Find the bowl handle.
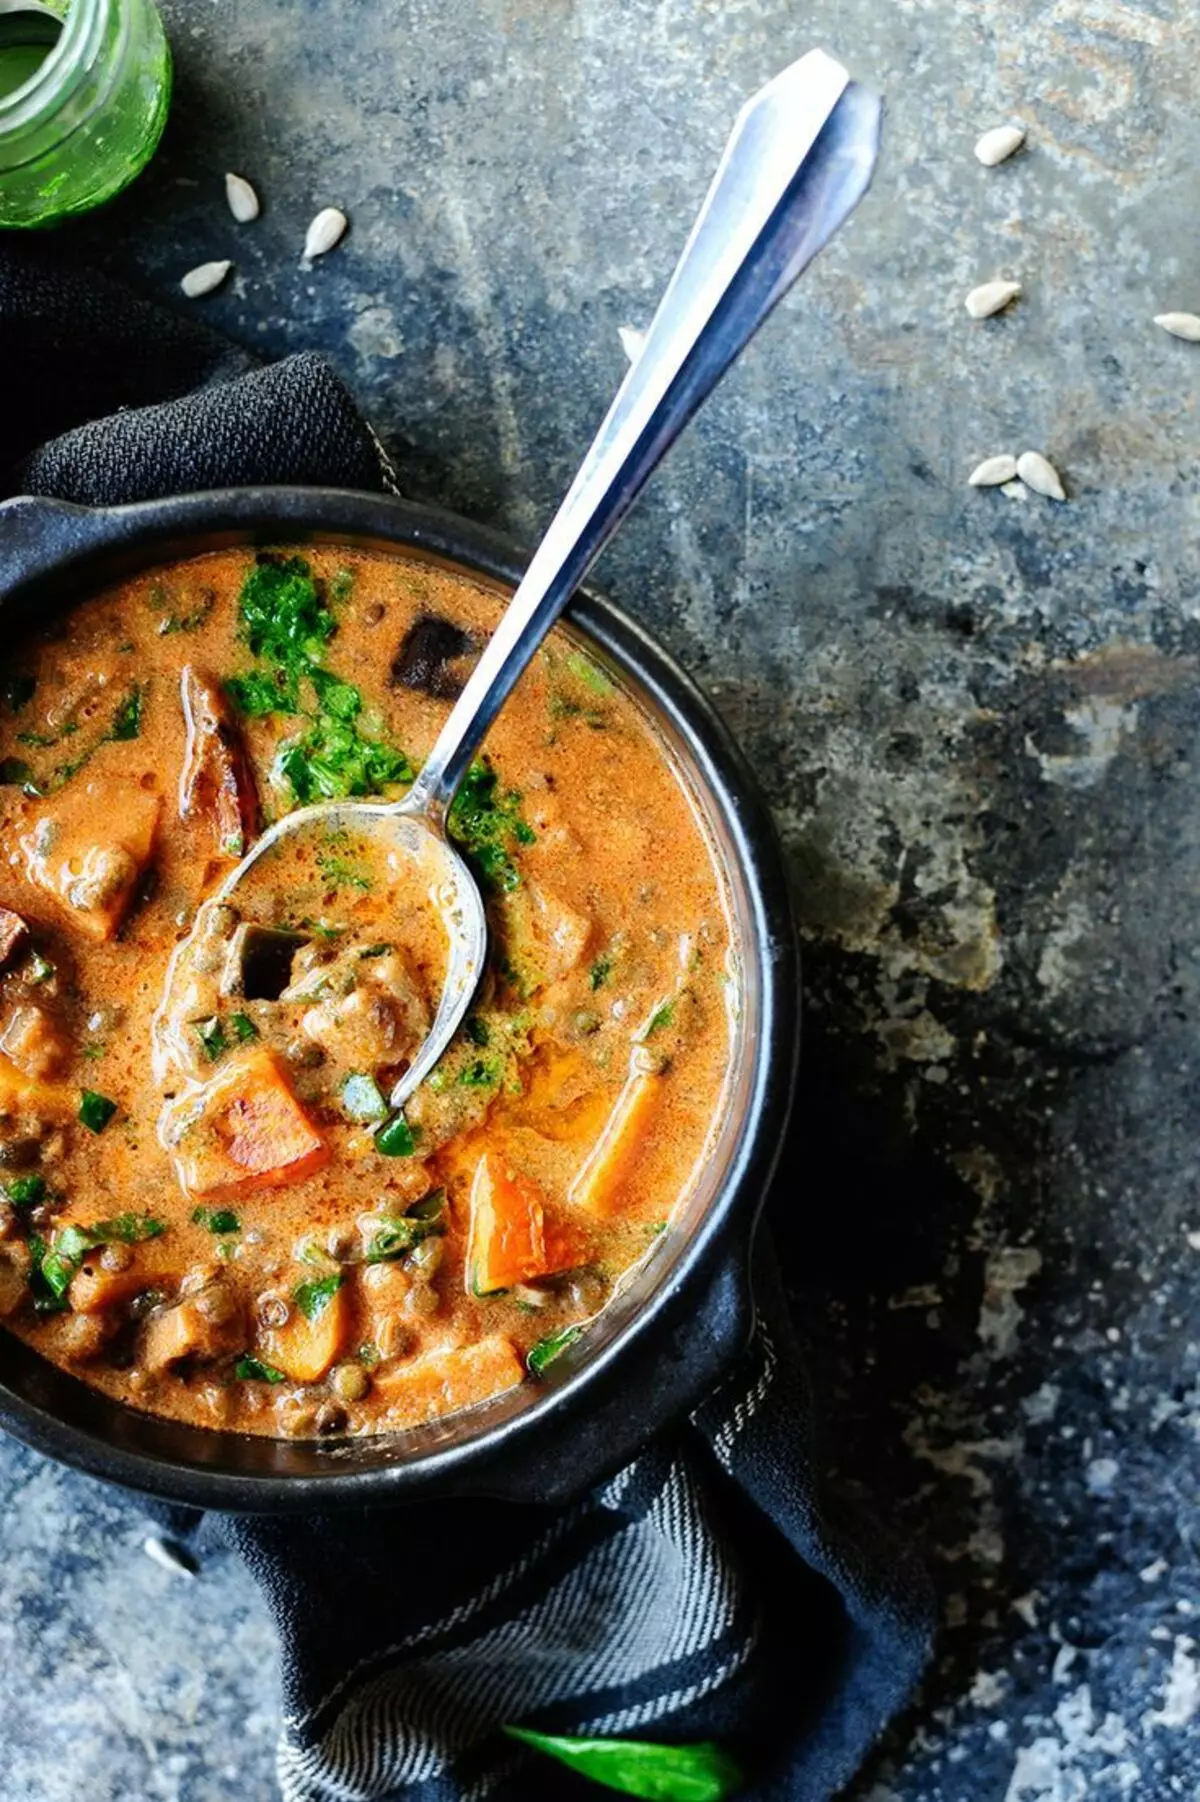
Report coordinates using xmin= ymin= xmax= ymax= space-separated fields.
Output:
xmin=0 ymin=495 xmax=126 ymax=599
xmin=459 ymin=1235 xmax=759 ymax=1505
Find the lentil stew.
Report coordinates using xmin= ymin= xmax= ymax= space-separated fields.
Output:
xmin=0 ymin=547 xmax=738 ymax=1439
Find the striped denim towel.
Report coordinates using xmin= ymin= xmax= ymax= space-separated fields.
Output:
xmin=5 ymin=248 xmax=935 ymax=1798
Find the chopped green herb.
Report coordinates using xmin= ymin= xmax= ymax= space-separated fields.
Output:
xmin=317 ymin=834 xmax=371 ymax=892
xmin=229 ymin=1012 xmax=259 ymax=1043
xmin=341 ymin=1073 xmax=389 ymax=1124
xmin=156 ymin=596 xmax=215 ymax=636
xmin=565 ymin=650 xmax=614 ymax=695
xmin=357 ymin=943 xmax=391 ymax=959
xmin=4 ymin=1174 xmax=45 ymax=1209
xmin=109 ymin=688 xmax=142 ymax=740
xmin=192 ymin=1206 xmax=241 ymax=1234
xmin=362 ymin=1193 xmax=445 ymax=1262
xmin=27 ymin=1234 xmax=65 ymax=1313
xmin=589 ymin=955 xmax=613 ymax=990
xmin=330 ymin=568 xmax=355 ymax=603
xmin=464 ymin=1015 xmax=490 ymax=1048
xmin=458 ymin=1056 xmax=501 ymax=1089
xmin=646 ymin=999 xmax=676 ymax=1035
xmin=502 ymin=1728 xmax=743 ymax=1800
xmin=81 ymin=1043 xmax=105 ymax=1061
xmin=225 ymin=669 xmax=298 ymax=717
xmin=195 ymin=1016 xmax=227 ymax=1063
xmin=78 ymin=1089 xmax=117 ymax=1133
xmin=407 ymin=1188 xmax=446 ymax=1222
xmin=293 ymin=1272 xmax=344 ymax=1321
xmin=235 ymin=1355 xmax=286 ymax=1384
xmin=27 ymin=951 xmax=55 ymax=984
xmin=277 ymin=707 xmax=412 ymax=805
xmin=35 ymin=1214 xmax=164 ymax=1303
xmin=357 ymin=1340 xmax=381 ymax=1368
xmin=240 ymin=553 xmax=335 ymax=679
xmin=527 ymin=1324 xmax=583 ymax=1376
xmin=16 ymin=729 xmax=56 ymax=748
xmin=447 ymin=759 xmax=535 ymax=892
xmin=376 ymin=1112 xmax=418 ymax=1157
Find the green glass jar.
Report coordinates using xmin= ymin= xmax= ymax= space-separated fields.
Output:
xmin=0 ymin=0 xmax=172 ymax=228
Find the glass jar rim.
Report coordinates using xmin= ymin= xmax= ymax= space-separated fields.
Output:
xmin=0 ymin=0 xmax=109 ymax=134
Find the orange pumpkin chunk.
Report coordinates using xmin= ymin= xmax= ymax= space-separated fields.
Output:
xmin=568 ymin=1068 xmax=663 ymax=1216
xmin=374 ymin=1336 xmax=524 ymax=1427
xmin=171 ymin=1048 xmax=329 ymax=1202
xmin=467 ymin=1153 xmax=584 ymax=1294
xmin=21 ymin=776 xmax=160 ymax=942
xmin=259 ymin=1276 xmax=350 ymax=1383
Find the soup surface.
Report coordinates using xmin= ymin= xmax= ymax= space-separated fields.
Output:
xmin=0 ymin=547 xmax=736 ymax=1439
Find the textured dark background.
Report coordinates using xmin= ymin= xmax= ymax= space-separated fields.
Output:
xmin=3 ymin=1 xmax=1200 ymax=1797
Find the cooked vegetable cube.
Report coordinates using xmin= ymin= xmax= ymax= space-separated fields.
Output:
xmin=467 ymin=1153 xmax=586 ymax=1294
xmin=21 ymin=776 xmax=160 ymax=941
xmin=141 ymin=1282 xmax=245 ymax=1371
xmin=373 ymin=1336 xmax=524 ymax=1427
xmin=258 ymin=1272 xmax=349 ymax=1382
xmin=0 ymin=1003 xmax=69 ymax=1080
xmin=568 ymin=1068 xmax=663 ymax=1216
xmin=169 ymin=1048 xmax=329 ymax=1201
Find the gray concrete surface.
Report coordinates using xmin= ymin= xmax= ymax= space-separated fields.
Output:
xmin=3 ymin=0 xmax=1200 ymax=1796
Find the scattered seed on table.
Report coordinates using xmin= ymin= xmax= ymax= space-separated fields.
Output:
xmin=1001 ymin=479 xmax=1027 ymax=499
xmin=303 ymin=207 xmax=348 ymax=260
xmin=975 ymin=124 xmax=1026 ymax=166
xmin=618 ymin=325 xmax=646 ymax=363
xmin=225 ymin=171 xmax=260 ymax=223
xmin=1016 ymin=450 xmax=1066 ymax=501
xmin=1154 ymin=312 xmax=1200 ymax=343
xmin=180 ymin=259 xmax=232 ymax=299
xmin=142 ymin=1535 xmax=198 ymax=1578
xmin=968 ymin=454 xmax=1018 ymax=487
xmin=965 ymin=279 xmax=1021 ymax=319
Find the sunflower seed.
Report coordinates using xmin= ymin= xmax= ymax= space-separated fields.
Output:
xmin=1154 ymin=312 xmax=1200 ymax=343
xmin=975 ymin=124 xmax=1026 ymax=167
xmin=225 ymin=171 xmax=260 ymax=223
xmin=968 ymin=454 xmax=1018 ymax=487
xmin=1016 ymin=450 xmax=1066 ymax=501
xmin=618 ymin=325 xmax=646 ymax=364
xmin=180 ymin=259 xmax=232 ymax=299
xmin=965 ymin=279 xmax=1021 ymax=319
xmin=303 ymin=207 xmax=348 ymax=260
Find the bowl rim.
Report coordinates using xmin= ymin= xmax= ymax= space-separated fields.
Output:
xmin=0 ymin=486 xmax=799 ymax=1509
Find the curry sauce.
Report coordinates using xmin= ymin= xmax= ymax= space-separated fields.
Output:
xmin=0 ymin=547 xmax=736 ymax=1439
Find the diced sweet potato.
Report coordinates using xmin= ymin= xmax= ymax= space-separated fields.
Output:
xmin=0 ymin=1049 xmax=73 ymax=1122
xmin=259 ymin=1279 xmax=351 ymax=1383
xmin=467 ymin=1152 xmax=584 ymax=1294
xmin=374 ymin=1336 xmax=524 ymax=1427
xmin=170 ymin=1048 xmax=329 ymax=1202
xmin=178 ymin=666 xmax=260 ymax=859
xmin=0 ymin=907 xmax=29 ymax=973
xmin=69 ymin=1258 xmax=163 ymax=1315
xmin=140 ymin=1282 xmax=244 ymax=1371
xmin=21 ymin=777 xmax=160 ymax=941
xmin=568 ymin=1068 xmax=663 ymax=1217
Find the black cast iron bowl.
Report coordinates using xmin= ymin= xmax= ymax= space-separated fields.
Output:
xmin=0 ymin=486 xmax=798 ymax=1512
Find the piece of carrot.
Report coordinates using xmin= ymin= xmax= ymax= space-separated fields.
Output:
xmin=373 ymin=1336 xmax=524 ymax=1427
xmin=467 ymin=1153 xmax=586 ymax=1293
xmin=171 ymin=1048 xmax=329 ymax=1202
xmin=0 ymin=1050 xmax=73 ymax=1121
xmin=568 ymin=1067 xmax=663 ymax=1217
xmin=259 ymin=1279 xmax=350 ymax=1383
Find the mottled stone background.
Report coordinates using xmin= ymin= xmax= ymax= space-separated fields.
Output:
xmin=3 ymin=0 xmax=1200 ymax=1797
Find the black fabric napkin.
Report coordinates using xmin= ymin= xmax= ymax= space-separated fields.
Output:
xmin=0 ymin=243 xmax=935 ymax=1802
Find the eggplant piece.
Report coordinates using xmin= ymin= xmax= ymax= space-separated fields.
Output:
xmin=389 ymin=614 xmax=474 ymax=700
xmin=222 ymin=923 xmax=310 ymax=1001
xmin=179 ymin=666 xmax=260 ymax=859
xmin=0 ymin=908 xmax=29 ymax=973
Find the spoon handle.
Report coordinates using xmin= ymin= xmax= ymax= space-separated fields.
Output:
xmin=408 ymin=48 xmax=881 ymax=823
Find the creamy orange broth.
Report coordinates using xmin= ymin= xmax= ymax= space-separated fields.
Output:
xmin=0 ymin=548 xmax=736 ymax=1438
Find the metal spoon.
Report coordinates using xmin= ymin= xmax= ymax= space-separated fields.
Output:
xmin=214 ymin=48 xmax=881 ymax=1113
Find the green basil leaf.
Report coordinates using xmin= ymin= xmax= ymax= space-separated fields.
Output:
xmin=502 ymin=1727 xmax=743 ymax=1800
xmin=192 ymin=1206 xmax=241 ymax=1235
xmin=78 ymin=1089 xmax=117 ymax=1133
xmin=376 ymin=1113 xmax=418 ymax=1157
xmin=234 ymin=1356 xmax=286 ymax=1384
